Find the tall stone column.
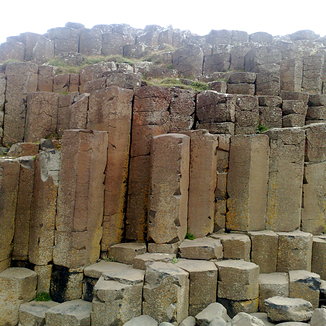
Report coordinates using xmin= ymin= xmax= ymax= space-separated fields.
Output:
xmin=148 ymin=134 xmax=190 ymax=244
xmin=265 ymin=128 xmax=305 ymax=231
xmin=227 ymin=134 xmax=269 ymax=231
xmin=54 ymin=129 xmax=108 ymax=268
xmin=87 ymin=86 xmax=133 ymax=251
xmin=0 ymin=159 xmax=20 ymax=272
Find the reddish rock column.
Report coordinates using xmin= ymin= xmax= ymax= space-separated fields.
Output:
xmin=148 ymin=134 xmax=190 ymax=244
xmin=54 ymin=130 xmax=108 ymax=268
xmin=87 ymin=86 xmax=133 ymax=250
xmin=266 ymin=128 xmax=305 ymax=231
xmin=0 ymin=158 xmax=20 ymax=272
xmin=183 ymin=130 xmax=218 ymax=237
xmin=226 ymin=134 xmax=269 ymax=231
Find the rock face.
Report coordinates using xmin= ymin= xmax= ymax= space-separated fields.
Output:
xmin=264 ymin=296 xmax=313 ymax=322
xmin=54 ymin=130 xmax=108 ymax=268
xmin=148 ymin=134 xmax=190 ymax=244
xmin=143 ymin=262 xmax=189 ymax=324
xmin=1 ymin=22 xmax=326 ymax=326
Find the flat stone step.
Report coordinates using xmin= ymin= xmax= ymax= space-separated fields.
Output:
xmin=264 ymin=296 xmax=313 ymax=323
xmin=84 ymin=260 xmax=132 ymax=279
xmin=19 ymin=301 xmax=59 ymax=326
xmin=45 ymin=299 xmax=92 ymax=326
xmin=108 ymin=242 xmax=147 ymax=264
xmin=132 ymin=253 xmax=176 ymax=270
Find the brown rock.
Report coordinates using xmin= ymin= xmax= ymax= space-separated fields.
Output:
xmin=256 ymin=72 xmax=280 ymax=96
xmin=47 ymin=27 xmax=80 ymax=55
xmin=304 ymin=123 xmax=326 ymax=163
xmin=24 ymin=92 xmax=59 ymax=142
xmin=109 ymin=243 xmax=147 ymax=265
xmin=227 ymin=134 xmax=269 ymax=231
xmin=312 ymin=237 xmax=326 ymax=280
xmin=37 ymin=65 xmax=54 ymax=92
xmin=148 ymin=134 xmax=190 ymax=244
xmin=280 ymin=58 xmax=303 ymax=92
xmin=227 ymin=83 xmax=255 ymax=95
xmin=7 ymin=143 xmax=39 ymax=157
xmin=79 ymin=28 xmax=102 ymax=55
xmin=266 ymin=128 xmax=305 ymax=231
xmin=29 ymin=151 xmax=60 ymax=265
xmin=0 ymin=159 xmax=20 ymax=271
xmin=3 ymin=62 xmax=38 ymax=146
xmin=69 ymin=94 xmax=89 ymax=129
xmin=302 ymin=54 xmax=323 ymax=94
xmin=259 ymin=106 xmax=283 ymax=129
xmin=54 ymin=130 xmax=108 ymax=268
xmin=277 ymin=231 xmax=313 ymax=272
xmin=12 ymin=157 xmax=35 ymax=261
xmin=182 ymin=130 xmax=218 ymax=237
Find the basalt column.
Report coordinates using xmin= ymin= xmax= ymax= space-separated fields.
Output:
xmin=54 ymin=130 xmax=108 ymax=268
xmin=0 ymin=158 xmax=20 ymax=272
xmin=226 ymin=134 xmax=269 ymax=231
xmin=148 ymin=134 xmax=190 ymax=244
xmin=265 ymin=128 xmax=305 ymax=231
xmin=87 ymin=86 xmax=133 ymax=251
xmin=126 ymin=86 xmax=171 ymax=241
xmin=183 ymin=130 xmax=218 ymax=237
xmin=302 ymin=123 xmax=326 ymax=234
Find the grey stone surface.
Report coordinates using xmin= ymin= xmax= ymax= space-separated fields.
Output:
xmin=195 ymin=302 xmax=230 ymax=326
xmin=123 ymin=315 xmax=158 ymax=326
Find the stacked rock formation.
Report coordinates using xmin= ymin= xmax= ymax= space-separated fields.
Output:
xmin=0 ymin=22 xmax=325 ymax=326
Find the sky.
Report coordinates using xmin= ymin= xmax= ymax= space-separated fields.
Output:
xmin=1 ymin=0 xmax=325 ymax=44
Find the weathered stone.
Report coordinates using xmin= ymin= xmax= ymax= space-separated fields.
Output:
xmin=310 ymin=308 xmax=326 ymax=326
xmin=259 ymin=96 xmax=283 ymax=107
xmin=29 ymin=151 xmax=60 ymax=265
xmin=108 ymin=243 xmax=147 ymax=265
xmin=79 ymin=28 xmax=102 ymax=55
xmin=265 ymin=128 xmax=305 ymax=231
xmin=0 ymin=40 xmax=25 ymax=61
xmin=230 ymin=312 xmax=264 ymax=326
xmin=304 ymin=123 xmax=326 ymax=163
xmin=259 ymin=106 xmax=283 ymax=128
xmin=7 ymin=142 xmax=39 ymax=157
xmin=179 ymin=237 xmax=223 ymax=260
xmin=264 ymin=296 xmax=313 ymax=323
xmin=289 ymin=270 xmax=320 ymax=308
xmin=209 ymin=81 xmax=227 ymax=93
xmin=84 ymin=261 xmax=132 ymax=279
xmin=133 ymin=253 xmax=176 ymax=270
xmin=123 ymin=315 xmax=158 ymax=326
xmin=216 ymin=260 xmax=259 ymax=301
xmin=250 ymin=32 xmax=273 ymax=43
xmin=0 ymin=159 xmax=20 ymax=270
xmin=0 ymin=267 xmax=37 ymax=326
xmin=277 ymin=231 xmax=313 ymax=272
xmin=258 ymin=273 xmax=289 ymax=312
xmin=3 ymin=62 xmax=38 ymax=146
xmin=211 ymin=233 xmax=251 ymax=261
xmin=176 ymin=260 xmax=218 ymax=316
xmin=227 ymin=83 xmax=255 ymax=95
xmin=256 ymin=72 xmax=280 ymax=96
xmin=227 ymin=134 xmax=269 ymax=231
xmin=172 ymin=44 xmax=204 ymax=77
xmin=87 ymin=86 xmax=133 ymax=249
xmin=69 ymin=93 xmax=89 ymax=129
xmin=280 ymin=59 xmax=303 ymax=92
xmin=91 ymin=274 xmax=143 ymax=326
xmin=282 ymin=114 xmax=306 ymax=127
xmin=148 ymin=134 xmax=190 ymax=244
xmin=302 ymin=54 xmax=323 ymax=94
xmin=311 ymin=237 xmax=326 ymax=280
xmin=309 ymin=94 xmax=326 ymax=106
xmin=147 ymin=243 xmax=179 ymax=254
xmin=53 ymin=73 xmax=69 ymax=93
xmin=32 ymin=36 xmax=55 ymax=63
xmin=249 ymin=231 xmax=278 ymax=273
xmin=306 ymin=106 xmax=326 ymax=120
xmin=181 ymin=130 xmax=218 ymax=237
xmin=228 ymin=72 xmax=256 ymax=84
xmin=282 ymin=100 xmax=307 ymax=115
xmin=45 ymin=299 xmax=92 ymax=326
xmin=250 ymin=312 xmax=275 ymax=326
xmin=19 ymin=301 xmax=59 ymax=326
xmin=47 ymin=27 xmax=80 ymax=55
xmin=24 ymin=92 xmax=59 ymax=142
xmin=197 ymin=91 xmax=236 ymax=124
xmin=197 ymin=122 xmax=235 ymax=135
xmin=245 ymin=47 xmax=281 ymax=73
xmin=34 ymin=265 xmax=52 ymax=294
xmin=37 ymin=65 xmax=54 ymax=92
xmin=143 ymin=262 xmax=189 ymax=324
xmin=302 ymin=162 xmax=326 ymax=234
xmin=218 ymin=298 xmax=259 ymax=318
xmin=280 ymin=91 xmax=309 ymax=104
xmin=195 ymin=302 xmax=230 ymax=326
xmin=203 ymin=53 xmax=231 ymax=74
xmin=54 ymin=130 xmax=108 ymax=268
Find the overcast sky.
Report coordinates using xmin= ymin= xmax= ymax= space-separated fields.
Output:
xmin=1 ymin=0 xmax=325 ymax=43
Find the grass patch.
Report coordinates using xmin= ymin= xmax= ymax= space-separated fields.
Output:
xmin=35 ymin=292 xmax=51 ymax=301
xmin=146 ymin=78 xmax=208 ymax=92
xmin=256 ymin=124 xmax=269 ymax=133
xmin=171 ymin=257 xmax=178 ymax=264
xmin=185 ymin=232 xmax=196 ymax=240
